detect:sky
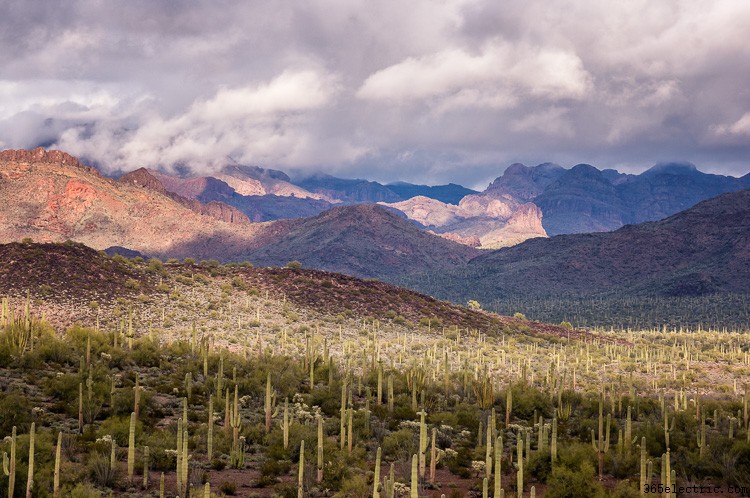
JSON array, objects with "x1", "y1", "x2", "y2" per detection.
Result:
[{"x1": 1, "y1": 0, "x2": 749, "y2": 189}]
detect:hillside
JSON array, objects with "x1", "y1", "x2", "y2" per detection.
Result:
[
  {"x1": 0, "y1": 148, "x2": 280, "y2": 260},
  {"x1": 0, "y1": 240, "x2": 567, "y2": 338},
  {"x1": 242, "y1": 204, "x2": 481, "y2": 279},
  {"x1": 0, "y1": 149, "x2": 482, "y2": 280},
  {"x1": 401, "y1": 189, "x2": 750, "y2": 302}
]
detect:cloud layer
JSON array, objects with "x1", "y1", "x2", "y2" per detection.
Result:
[{"x1": 1, "y1": 0, "x2": 749, "y2": 186}]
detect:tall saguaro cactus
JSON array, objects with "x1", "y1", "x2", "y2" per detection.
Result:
[
  {"x1": 410, "y1": 454, "x2": 419, "y2": 498},
  {"x1": 265, "y1": 372, "x2": 275, "y2": 433},
  {"x1": 26, "y1": 422, "x2": 35, "y2": 498},
  {"x1": 592, "y1": 397, "x2": 609, "y2": 481},
  {"x1": 128, "y1": 412, "x2": 136, "y2": 482},
  {"x1": 298, "y1": 440, "x2": 305, "y2": 498},
  {"x1": 373, "y1": 446, "x2": 382, "y2": 498},
  {"x1": 4, "y1": 426, "x2": 16, "y2": 497},
  {"x1": 53, "y1": 432, "x2": 62, "y2": 498}
]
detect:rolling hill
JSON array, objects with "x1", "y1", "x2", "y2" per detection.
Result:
[{"x1": 401, "y1": 189, "x2": 750, "y2": 302}]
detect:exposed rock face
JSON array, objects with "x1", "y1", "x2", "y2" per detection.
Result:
[
  {"x1": 219, "y1": 164, "x2": 326, "y2": 200},
  {"x1": 0, "y1": 147, "x2": 100, "y2": 176},
  {"x1": 0, "y1": 149, "x2": 480, "y2": 280},
  {"x1": 383, "y1": 192, "x2": 547, "y2": 249},
  {"x1": 0, "y1": 150, "x2": 276, "y2": 259},
  {"x1": 484, "y1": 162, "x2": 565, "y2": 201},
  {"x1": 487, "y1": 161, "x2": 750, "y2": 236},
  {"x1": 119, "y1": 169, "x2": 250, "y2": 224},
  {"x1": 384, "y1": 182, "x2": 477, "y2": 204},
  {"x1": 148, "y1": 167, "x2": 334, "y2": 221}
]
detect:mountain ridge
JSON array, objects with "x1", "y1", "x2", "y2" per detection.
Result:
[{"x1": 399, "y1": 188, "x2": 750, "y2": 302}]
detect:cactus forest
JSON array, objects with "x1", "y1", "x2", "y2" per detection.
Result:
[{"x1": 1, "y1": 245, "x2": 749, "y2": 498}]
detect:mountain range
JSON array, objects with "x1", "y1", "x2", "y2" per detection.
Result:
[
  {"x1": 400, "y1": 188, "x2": 750, "y2": 301},
  {"x1": 0, "y1": 147, "x2": 748, "y2": 303},
  {"x1": 127, "y1": 157, "x2": 750, "y2": 250},
  {"x1": 0, "y1": 148, "x2": 474, "y2": 280}
]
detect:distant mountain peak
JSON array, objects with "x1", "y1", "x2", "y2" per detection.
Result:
[{"x1": 644, "y1": 162, "x2": 699, "y2": 176}]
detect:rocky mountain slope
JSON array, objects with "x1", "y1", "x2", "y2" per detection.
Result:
[
  {"x1": 517, "y1": 162, "x2": 750, "y2": 235},
  {"x1": 382, "y1": 194, "x2": 546, "y2": 249},
  {"x1": 384, "y1": 182, "x2": 477, "y2": 204},
  {"x1": 401, "y1": 189, "x2": 750, "y2": 302},
  {"x1": 243, "y1": 203, "x2": 481, "y2": 279},
  {"x1": 0, "y1": 148, "x2": 477, "y2": 279}
]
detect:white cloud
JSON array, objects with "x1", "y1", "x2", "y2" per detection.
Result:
[
  {"x1": 0, "y1": 0, "x2": 748, "y2": 183},
  {"x1": 356, "y1": 41, "x2": 590, "y2": 106}
]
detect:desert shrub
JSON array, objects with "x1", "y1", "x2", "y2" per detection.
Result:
[
  {"x1": 527, "y1": 451, "x2": 553, "y2": 482},
  {"x1": 333, "y1": 474, "x2": 368, "y2": 497},
  {"x1": 88, "y1": 452, "x2": 118, "y2": 487},
  {"x1": 68, "y1": 482, "x2": 103, "y2": 498},
  {"x1": 544, "y1": 460, "x2": 604, "y2": 498},
  {"x1": 219, "y1": 480, "x2": 238, "y2": 495},
  {"x1": 124, "y1": 278, "x2": 140, "y2": 290},
  {"x1": 382, "y1": 428, "x2": 417, "y2": 460},
  {"x1": 0, "y1": 391, "x2": 32, "y2": 434},
  {"x1": 609, "y1": 480, "x2": 641, "y2": 498},
  {"x1": 97, "y1": 415, "x2": 143, "y2": 446}
]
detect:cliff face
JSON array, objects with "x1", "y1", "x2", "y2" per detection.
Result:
[
  {"x1": 119, "y1": 169, "x2": 250, "y2": 224},
  {"x1": 0, "y1": 149, "x2": 273, "y2": 259},
  {"x1": 383, "y1": 190, "x2": 547, "y2": 249}
]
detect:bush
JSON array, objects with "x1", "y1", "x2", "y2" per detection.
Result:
[
  {"x1": 286, "y1": 261, "x2": 302, "y2": 269},
  {"x1": 544, "y1": 460, "x2": 604, "y2": 498}
]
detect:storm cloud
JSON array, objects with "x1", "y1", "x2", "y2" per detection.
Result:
[{"x1": 1, "y1": 0, "x2": 749, "y2": 187}]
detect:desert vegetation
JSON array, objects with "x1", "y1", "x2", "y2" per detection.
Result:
[{"x1": 0, "y1": 251, "x2": 749, "y2": 497}]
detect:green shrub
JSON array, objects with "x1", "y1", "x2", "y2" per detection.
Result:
[{"x1": 544, "y1": 460, "x2": 604, "y2": 498}]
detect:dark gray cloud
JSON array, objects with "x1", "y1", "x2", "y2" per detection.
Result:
[{"x1": 1, "y1": 0, "x2": 749, "y2": 187}]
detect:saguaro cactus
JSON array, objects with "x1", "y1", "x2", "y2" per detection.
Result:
[
  {"x1": 516, "y1": 434, "x2": 523, "y2": 498},
  {"x1": 494, "y1": 436, "x2": 503, "y2": 498},
  {"x1": 4, "y1": 426, "x2": 16, "y2": 497},
  {"x1": 317, "y1": 416, "x2": 324, "y2": 483},
  {"x1": 298, "y1": 440, "x2": 305, "y2": 498},
  {"x1": 410, "y1": 454, "x2": 418, "y2": 498},
  {"x1": 53, "y1": 432, "x2": 62, "y2": 498},
  {"x1": 26, "y1": 422, "x2": 35, "y2": 498},
  {"x1": 265, "y1": 372, "x2": 276, "y2": 433},
  {"x1": 207, "y1": 395, "x2": 214, "y2": 461},
  {"x1": 592, "y1": 398, "x2": 609, "y2": 481},
  {"x1": 418, "y1": 410, "x2": 427, "y2": 478},
  {"x1": 128, "y1": 412, "x2": 136, "y2": 482},
  {"x1": 373, "y1": 446, "x2": 382, "y2": 498}
]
